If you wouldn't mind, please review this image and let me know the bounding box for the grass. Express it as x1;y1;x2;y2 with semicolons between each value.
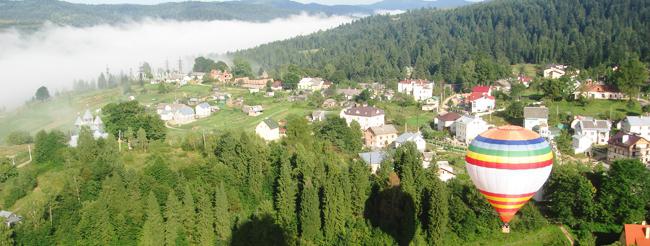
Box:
468;225;570;246
511;63;539;78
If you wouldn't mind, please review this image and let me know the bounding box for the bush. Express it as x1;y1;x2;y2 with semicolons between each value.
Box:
5;131;33;145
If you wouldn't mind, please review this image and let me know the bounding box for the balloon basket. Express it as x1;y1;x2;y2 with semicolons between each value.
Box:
501;224;510;234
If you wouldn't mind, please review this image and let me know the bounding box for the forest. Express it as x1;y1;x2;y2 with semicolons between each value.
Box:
235;0;650;90
0;101;648;245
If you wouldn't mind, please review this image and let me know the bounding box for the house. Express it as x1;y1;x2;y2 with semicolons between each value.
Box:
195;103;212;118
322;99;338;109
454;115;489;144
340;106;385;130
620;221;650;246
619;116;650;140
575;81;626;100
494;79;511;92
69;109;109;147
472;86;492;96
364;124;398;149
524;107;549;131
607;132;650;164
271;81;283;91
173;105;196;125
394;132;426;152
435;112;462;131
572;134;593;154
436;161;456;182
421;97;439;111
297;77;325;92
397;79;434;101
573;119;611;145
237;77;272;90
311;111;327;122
210;69;233;82
543;64;567;79
517;74;533;87
256;119;281;142
243;105;264;117
0;211;22;227
359;151;387;174
337;88;362;101
466;92;495;113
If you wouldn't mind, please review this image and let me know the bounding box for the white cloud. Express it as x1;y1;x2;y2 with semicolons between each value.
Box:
0;13;354;108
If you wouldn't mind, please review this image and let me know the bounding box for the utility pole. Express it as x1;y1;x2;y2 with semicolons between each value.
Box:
28;145;32;162
118;130;122;152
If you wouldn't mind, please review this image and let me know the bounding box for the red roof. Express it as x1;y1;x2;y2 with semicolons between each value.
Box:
472;86;491;94
437;112;462;122
622;224;650;246
467;92;495;102
518;75;532;83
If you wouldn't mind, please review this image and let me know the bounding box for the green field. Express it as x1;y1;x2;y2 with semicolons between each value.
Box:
466;225;570;246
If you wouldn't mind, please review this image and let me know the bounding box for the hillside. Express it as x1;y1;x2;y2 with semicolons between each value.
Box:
234;0;650;88
0;0;477;29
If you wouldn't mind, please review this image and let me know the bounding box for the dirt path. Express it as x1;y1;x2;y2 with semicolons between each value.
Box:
558;225;574;245
17;159;31;168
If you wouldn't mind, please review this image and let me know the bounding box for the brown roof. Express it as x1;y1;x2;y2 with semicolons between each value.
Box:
344;106;384;117
368;124;398;136
608;131;646;147
437;112;462;122
586;84;620;93
524;107;549;119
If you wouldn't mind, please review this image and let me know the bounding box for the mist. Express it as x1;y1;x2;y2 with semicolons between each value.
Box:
0;14;354;109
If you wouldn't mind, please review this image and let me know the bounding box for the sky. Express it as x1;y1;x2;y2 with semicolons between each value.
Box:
0;14;353;108
66;0;384;5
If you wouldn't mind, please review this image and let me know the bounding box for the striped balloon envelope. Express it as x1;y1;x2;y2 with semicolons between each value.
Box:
465;125;553;227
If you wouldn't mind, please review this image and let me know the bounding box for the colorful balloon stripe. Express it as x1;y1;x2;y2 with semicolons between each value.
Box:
468;144;552;157
474;135;546;145
466;157;553;170
479;190;536;198
466;151;553;164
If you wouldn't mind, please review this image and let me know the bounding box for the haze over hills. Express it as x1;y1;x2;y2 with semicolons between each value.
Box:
0;0;478;29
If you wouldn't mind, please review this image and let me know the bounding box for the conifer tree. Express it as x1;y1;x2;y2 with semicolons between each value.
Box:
196;188;215;245
137;128;148;152
424;170;449;245
140;192;164;246
181;185;197;244
275;153;297;236
164;190;183;246
349;161;370;218
299;179;320;242
214;183;231;242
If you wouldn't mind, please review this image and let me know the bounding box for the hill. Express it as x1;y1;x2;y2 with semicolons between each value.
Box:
234;0;650;89
0;0;477;29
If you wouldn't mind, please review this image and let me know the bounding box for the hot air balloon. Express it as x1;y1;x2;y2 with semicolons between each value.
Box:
465;125;553;233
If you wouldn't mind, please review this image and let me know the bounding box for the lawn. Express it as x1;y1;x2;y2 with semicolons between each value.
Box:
469;225;570;246
511;63;539;78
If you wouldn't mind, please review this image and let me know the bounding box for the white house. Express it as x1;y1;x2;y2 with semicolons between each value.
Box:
435;112;462;131
359;151;387;174
572;134;593;154
398;79;434;101
255;119;280;142
173;105;196;125
455;115;489;144
524;107;549;131
619;116;650;140
574;81;626;100
436;161;456;182
195;103;212;118
573;119;611;145
340;106;385;130
466;93;495;113
243;105;264;117
421;96;439;111
297;77;325;92
69;109;109;147
543;64;567;79
394;132;426;152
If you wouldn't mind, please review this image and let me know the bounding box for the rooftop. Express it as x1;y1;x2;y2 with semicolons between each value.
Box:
437;112;462;122
343;106;384;117
395;132;423;144
368;124;398;136
359;151;386;165
608;131;646;147
625;116;650;127
622;223;650;246
524;107;549;119
472;86;491;94
263;118;279;129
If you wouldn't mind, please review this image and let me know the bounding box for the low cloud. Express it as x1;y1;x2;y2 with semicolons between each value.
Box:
0;13;354;108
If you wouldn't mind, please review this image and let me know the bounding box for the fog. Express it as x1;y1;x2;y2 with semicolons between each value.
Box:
0;14;354;109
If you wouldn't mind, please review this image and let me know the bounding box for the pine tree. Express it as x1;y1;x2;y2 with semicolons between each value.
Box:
125;127;135;150
164;190;183;246
424;171;449;245
275;154;297;236
214;183;230;242
137;128;148;152
349;161;370;218
140;192;164;246
196;188;215;245
181;185;197;244
299;179;321;242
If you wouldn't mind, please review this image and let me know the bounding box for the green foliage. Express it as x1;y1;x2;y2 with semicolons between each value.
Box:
33;130;66;164
214;183;231;242
315;117;363;153
541;77;574;101
545;164;596;227
232;57;254;78
298;179;321;242
193;56;226;73
102;101;166;140
612;54;649;98
35;86;50;101
5;131;33;145
597;159;650;224
0;158;18;183
503;101;524;125
164;190;183;246
140;192;164;246
555;130;573;156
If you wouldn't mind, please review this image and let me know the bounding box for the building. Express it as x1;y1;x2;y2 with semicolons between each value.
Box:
573;119;611;145
322;99;338;109
270;81;283;91
398;79;434;101
237;77;272;90
454;115;489;144
620;222;650;246
359;151;387;174
69;109;109;147
243;105;264;117
436;161;456;182
340;106;385;130
337;88;362;101
297;77;325;92
311;111;327;122
607;132;650;164
575;81;626;100
466;92;495;113
472;86;492;96
543;64;567;79
435;112;462;131
524;107;549;131
195;103;212;118
364;124;398;149
572;134;593;154
210;69;233;82
421;97;439;111
394;132;426;152
173;105;196;125
517;74;533;87
0;211;22;227
619;116;650;140
256;119;280;142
